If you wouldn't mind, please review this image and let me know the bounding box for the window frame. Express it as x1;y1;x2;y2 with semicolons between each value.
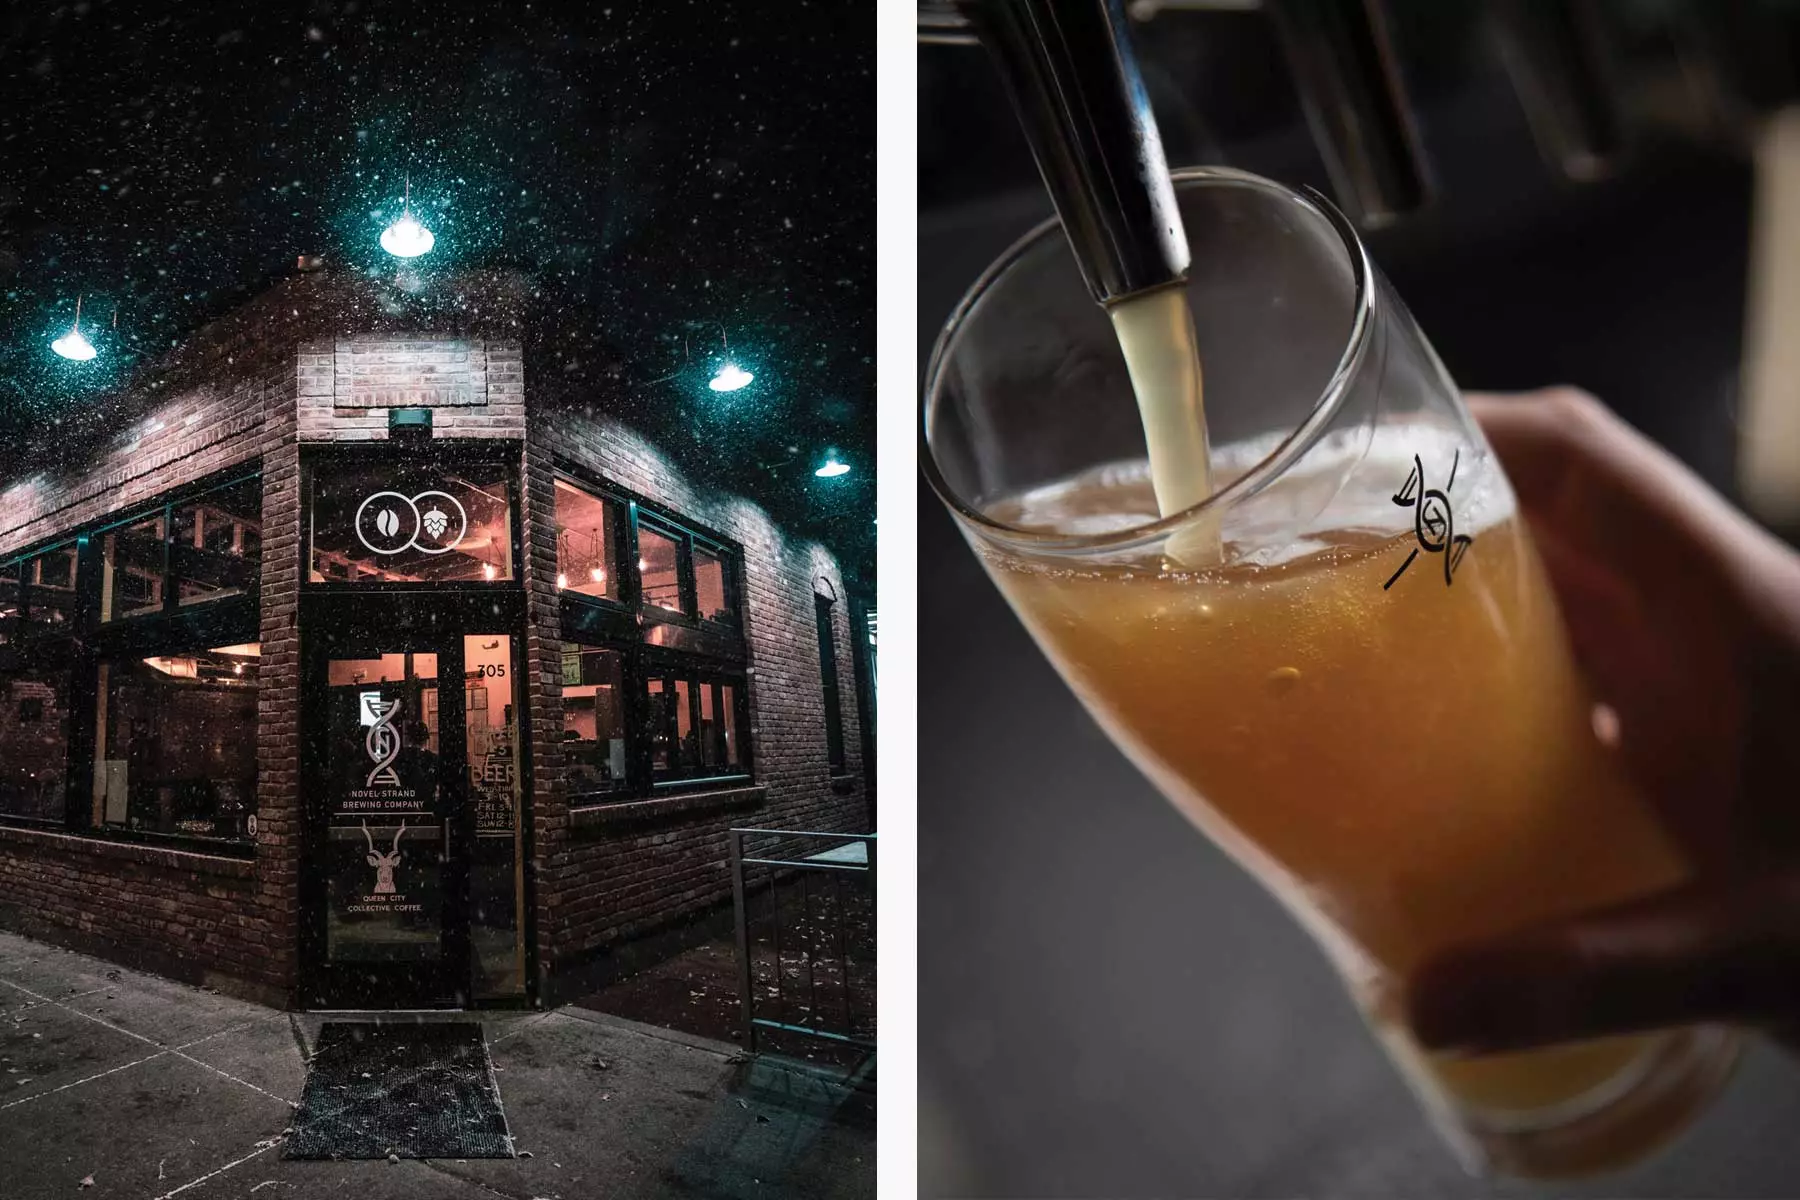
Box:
0;463;264;854
551;464;745;636
551;462;754;808
815;592;847;776
300;441;525;593
643;659;753;790
96;468;262;625
85;623;264;852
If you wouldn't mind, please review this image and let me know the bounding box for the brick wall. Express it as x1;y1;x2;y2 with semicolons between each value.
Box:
297;336;526;441
0;269;869;1007
0;344;295;1004
528;407;870;993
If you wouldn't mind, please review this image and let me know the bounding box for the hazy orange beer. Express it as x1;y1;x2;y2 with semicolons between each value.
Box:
923;170;1737;1177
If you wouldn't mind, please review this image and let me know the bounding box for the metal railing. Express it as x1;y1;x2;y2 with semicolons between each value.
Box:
729;827;876;1055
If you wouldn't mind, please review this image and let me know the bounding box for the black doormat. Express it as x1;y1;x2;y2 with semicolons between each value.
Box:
284;1022;514;1160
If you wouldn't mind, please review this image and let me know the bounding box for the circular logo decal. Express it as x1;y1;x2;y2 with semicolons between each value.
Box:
354;489;468;556
355;491;419;556
409;490;467;555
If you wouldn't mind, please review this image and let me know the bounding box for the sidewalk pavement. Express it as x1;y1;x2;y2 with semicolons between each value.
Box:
0;931;873;1199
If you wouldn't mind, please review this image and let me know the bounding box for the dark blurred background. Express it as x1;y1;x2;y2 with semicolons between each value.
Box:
920;1;1800;1194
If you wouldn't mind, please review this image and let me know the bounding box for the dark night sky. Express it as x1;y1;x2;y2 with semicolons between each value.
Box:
0;0;874;583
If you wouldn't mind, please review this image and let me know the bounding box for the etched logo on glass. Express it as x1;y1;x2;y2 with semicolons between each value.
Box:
353;489;468;556
1384;448;1475;590
364;697;402;788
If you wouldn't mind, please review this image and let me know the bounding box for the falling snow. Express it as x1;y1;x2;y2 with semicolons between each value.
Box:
0;0;874;576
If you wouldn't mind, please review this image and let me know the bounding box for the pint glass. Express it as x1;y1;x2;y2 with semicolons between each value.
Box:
920;168;1737;1177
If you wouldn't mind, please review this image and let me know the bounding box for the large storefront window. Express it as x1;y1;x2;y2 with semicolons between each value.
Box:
92;644;260;843
0;671;71;823
555;473;751;803
308;458;515;584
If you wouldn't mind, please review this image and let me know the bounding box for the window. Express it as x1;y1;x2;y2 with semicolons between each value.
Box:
174;477;261;605
562;646;628;795
103;513;166;621
91;643;260;843
0;671;70;823
101;475;262;622
645;667;749;785
26;544;79;631
308;458;513;584
638;524;682;614
816;594;845;773
553;480;620;601
556;477;750;801
694;544;731;623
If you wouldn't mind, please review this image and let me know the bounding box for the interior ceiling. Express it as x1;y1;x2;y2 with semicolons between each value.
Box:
0;0;874;588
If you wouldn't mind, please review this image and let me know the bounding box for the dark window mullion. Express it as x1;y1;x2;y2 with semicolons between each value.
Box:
160;502;175;615
678;533;698;620
710;680;726;770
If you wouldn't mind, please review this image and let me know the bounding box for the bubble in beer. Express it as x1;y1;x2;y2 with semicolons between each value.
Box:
1268;666;1302;694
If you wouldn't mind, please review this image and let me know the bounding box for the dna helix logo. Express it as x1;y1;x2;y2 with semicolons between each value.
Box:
1384;448;1475;591
364;698;402;788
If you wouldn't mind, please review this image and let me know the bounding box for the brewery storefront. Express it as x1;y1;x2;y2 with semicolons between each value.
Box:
0;272;871;1010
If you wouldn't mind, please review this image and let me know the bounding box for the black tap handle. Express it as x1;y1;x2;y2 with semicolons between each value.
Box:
960;0;1189;304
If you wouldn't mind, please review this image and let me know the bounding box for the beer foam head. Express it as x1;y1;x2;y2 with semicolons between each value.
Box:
994;420;1516;567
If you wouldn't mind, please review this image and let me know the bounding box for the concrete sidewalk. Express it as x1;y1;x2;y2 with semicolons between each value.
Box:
0;932;873;1199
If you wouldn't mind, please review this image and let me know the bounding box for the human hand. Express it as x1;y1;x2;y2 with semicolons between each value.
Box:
1406;387;1800;1055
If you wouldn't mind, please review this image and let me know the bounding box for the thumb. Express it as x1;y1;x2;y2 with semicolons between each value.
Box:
1407;872;1800;1056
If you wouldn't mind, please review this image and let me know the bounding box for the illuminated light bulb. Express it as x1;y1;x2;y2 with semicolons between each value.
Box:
380;212;435;258
556;572;569;590
815;458;851;478
709;363;753;392
380;174;435;258
234;663;244;676
52;328;97;361
637;558;648;571
51;295;97;361
590;567;606;584
482;563;497;581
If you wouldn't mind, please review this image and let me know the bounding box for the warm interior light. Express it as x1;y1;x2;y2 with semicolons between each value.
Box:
815;458;851;478
556;572;569;590
709;363;753;392
482;563;497;581
637;558;648;571
590;567;606;583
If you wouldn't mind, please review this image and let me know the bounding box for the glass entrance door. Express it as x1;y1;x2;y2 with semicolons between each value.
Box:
300;619;530;1009
304;637;467;1007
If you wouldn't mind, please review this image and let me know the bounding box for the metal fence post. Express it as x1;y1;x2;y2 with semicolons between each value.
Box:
730;828;756;1055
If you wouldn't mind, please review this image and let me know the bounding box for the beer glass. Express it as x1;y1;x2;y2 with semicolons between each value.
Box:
920;167;1737;1177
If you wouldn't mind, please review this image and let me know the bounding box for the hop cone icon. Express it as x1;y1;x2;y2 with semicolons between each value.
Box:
422;507;450;539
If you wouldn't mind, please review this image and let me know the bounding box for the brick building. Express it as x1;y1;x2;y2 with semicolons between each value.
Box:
0;270;872;1009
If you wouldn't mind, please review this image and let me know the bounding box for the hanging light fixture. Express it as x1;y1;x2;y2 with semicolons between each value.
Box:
50;295;97;361
709;363;753;392
815;456;851;478
380;174;435;259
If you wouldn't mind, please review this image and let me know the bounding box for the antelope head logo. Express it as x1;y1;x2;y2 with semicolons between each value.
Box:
361;820;407;895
